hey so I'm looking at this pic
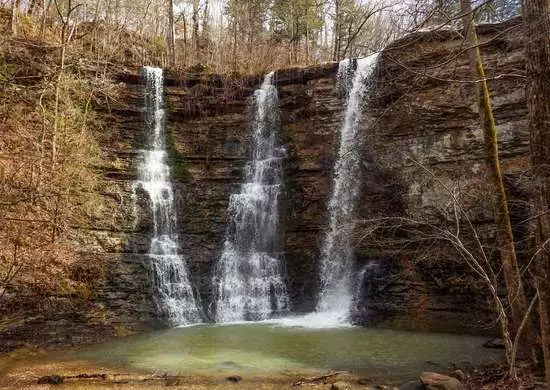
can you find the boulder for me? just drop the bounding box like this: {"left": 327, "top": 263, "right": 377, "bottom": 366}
{"left": 420, "top": 372, "right": 464, "bottom": 390}
{"left": 165, "top": 376, "right": 180, "bottom": 386}
{"left": 450, "top": 369, "right": 466, "bottom": 382}
{"left": 37, "top": 375, "right": 64, "bottom": 385}
{"left": 399, "top": 380, "right": 424, "bottom": 390}
{"left": 482, "top": 338, "right": 506, "bottom": 349}
{"left": 226, "top": 375, "right": 242, "bottom": 383}
{"left": 357, "top": 377, "right": 371, "bottom": 385}
{"left": 331, "top": 382, "right": 352, "bottom": 390}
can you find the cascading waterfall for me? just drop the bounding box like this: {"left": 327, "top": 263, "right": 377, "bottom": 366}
{"left": 134, "top": 66, "right": 201, "bottom": 326}
{"left": 316, "top": 54, "right": 379, "bottom": 323}
{"left": 213, "top": 72, "right": 289, "bottom": 323}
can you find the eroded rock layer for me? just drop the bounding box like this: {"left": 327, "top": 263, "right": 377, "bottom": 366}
{"left": 85, "top": 18, "right": 528, "bottom": 335}
{"left": 1, "top": 19, "right": 530, "bottom": 349}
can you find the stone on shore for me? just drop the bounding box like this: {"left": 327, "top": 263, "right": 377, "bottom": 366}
{"left": 420, "top": 372, "right": 464, "bottom": 390}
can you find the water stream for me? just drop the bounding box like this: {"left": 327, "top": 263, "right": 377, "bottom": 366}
{"left": 316, "top": 55, "right": 379, "bottom": 323}
{"left": 133, "top": 67, "right": 201, "bottom": 326}
{"left": 213, "top": 72, "right": 289, "bottom": 322}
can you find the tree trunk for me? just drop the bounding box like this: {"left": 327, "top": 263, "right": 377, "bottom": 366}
{"left": 182, "top": 12, "right": 188, "bottom": 67}
{"left": 192, "top": 0, "right": 200, "bottom": 57}
{"left": 114, "top": 0, "right": 120, "bottom": 27}
{"left": 332, "top": 0, "right": 340, "bottom": 61}
{"left": 202, "top": 0, "right": 209, "bottom": 42}
{"left": 304, "top": 0, "right": 310, "bottom": 65}
{"left": 231, "top": 18, "right": 237, "bottom": 72}
{"left": 167, "top": 0, "right": 176, "bottom": 68}
{"left": 10, "top": 0, "right": 18, "bottom": 36}
{"left": 39, "top": 0, "right": 51, "bottom": 41}
{"left": 523, "top": 0, "right": 550, "bottom": 384}
{"left": 460, "top": 0, "right": 532, "bottom": 356}
{"left": 138, "top": 0, "right": 150, "bottom": 37}
{"left": 27, "top": 0, "right": 39, "bottom": 14}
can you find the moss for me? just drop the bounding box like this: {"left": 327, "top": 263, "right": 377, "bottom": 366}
{"left": 165, "top": 129, "right": 191, "bottom": 182}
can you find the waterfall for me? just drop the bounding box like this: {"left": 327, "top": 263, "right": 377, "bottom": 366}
{"left": 213, "top": 72, "right": 289, "bottom": 323}
{"left": 134, "top": 66, "right": 201, "bottom": 326}
{"left": 316, "top": 54, "right": 379, "bottom": 323}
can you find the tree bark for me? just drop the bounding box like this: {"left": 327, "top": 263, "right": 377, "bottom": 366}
{"left": 460, "top": 0, "right": 532, "bottom": 354}
{"left": 305, "top": 0, "right": 310, "bottom": 65}
{"left": 182, "top": 11, "right": 188, "bottom": 67}
{"left": 523, "top": 0, "right": 550, "bottom": 384}
{"left": 192, "top": 0, "right": 200, "bottom": 56}
{"left": 10, "top": 0, "right": 18, "bottom": 36}
{"left": 202, "top": 0, "right": 209, "bottom": 42}
{"left": 167, "top": 0, "right": 176, "bottom": 68}
{"left": 231, "top": 16, "right": 237, "bottom": 72}
{"left": 27, "top": 0, "right": 39, "bottom": 14}
{"left": 332, "top": 0, "right": 340, "bottom": 61}
{"left": 40, "top": 0, "right": 51, "bottom": 41}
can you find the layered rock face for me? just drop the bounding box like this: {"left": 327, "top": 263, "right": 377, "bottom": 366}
{"left": 70, "top": 18, "right": 528, "bottom": 335}
{"left": 358, "top": 19, "right": 529, "bottom": 333}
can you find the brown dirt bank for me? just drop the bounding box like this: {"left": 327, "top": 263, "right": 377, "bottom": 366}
{"left": 0, "top": 350, "right": 388, "bottom": 390}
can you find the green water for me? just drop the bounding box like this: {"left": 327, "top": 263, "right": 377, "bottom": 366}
{"left": 72, "top": 321, "right": 502, "bottom": 381}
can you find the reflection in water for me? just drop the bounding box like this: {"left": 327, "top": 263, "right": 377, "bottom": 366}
{"left": 73, "top": 322, "right": 502, "bottom": 381}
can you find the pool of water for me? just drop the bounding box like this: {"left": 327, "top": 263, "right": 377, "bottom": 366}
{"left": 71, "top": 317, "right": 502, "bottom": 381}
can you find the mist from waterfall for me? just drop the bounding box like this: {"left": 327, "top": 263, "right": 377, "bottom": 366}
{"left": 316, "top": 54, "right": 379, "bottom": 324}
{"left": 213, "top": 72, "right": 289, "bottom": 323}
{"left": 134, "top": 66, "right": 202, "bottom": 326}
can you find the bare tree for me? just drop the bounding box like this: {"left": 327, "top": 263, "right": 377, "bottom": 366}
{"left": 10, "top": 0, "right": 18, "bottom": 36}
{"left": 523, "top": 0, "right": 550, "bottom": 384}
{"left": 0, "top": 242, "right": 23, "bottom": 303}
{"left": 459, "top": 0, "right": 532, "bottom": 352}
{"left": 354, "top": 150, "right": 539, "bottom": 381}
{"left": 167, "top": 0, "right": 176, "bottom": 67}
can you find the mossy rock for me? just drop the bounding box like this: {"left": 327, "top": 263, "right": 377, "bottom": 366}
{"left": 165, "top": 129, "right": 191, "bottom": 181}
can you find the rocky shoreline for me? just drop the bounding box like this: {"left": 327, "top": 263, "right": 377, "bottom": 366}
{"left": 1, "top": 360, "right": 546, "bottom": 390}
{"left": 0, "top": 350, "right": 470, "bottom": 390}
{"left": 0, "top": 338, "right": 545, "bottom": 390}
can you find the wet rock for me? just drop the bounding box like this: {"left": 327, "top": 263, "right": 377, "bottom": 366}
{"left": 450, "top": 369, "right": 466, "bottom": 382}
{"left": 226, "top": 375, "right": 242, "bottom": 383}
{"left": 420, "top": 372, "right": 464, "bottom": 390}
{"left": 482, "top": 338, "right": 506, "bottom": 349}
{"left": 399, "top": 380, "right": 424, "bottom": 390}
{"left": 331, "top": 382, "right": 352, "bottom": 390}
{"left": 2, "top": 19, "right": 528, "bottom": 353}
{"left": 37, "top": 375, "right": 64, "bottom": 385}
{"left": 165, "top": 376, "right": 180, "bottom": 386}
{"left": 358, "top": 377, "right": 371, "bottom": 385}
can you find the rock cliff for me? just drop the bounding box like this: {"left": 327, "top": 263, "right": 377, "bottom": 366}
{"left": 1, "top": 18, "right": 531, "bottom": 349}
{"left": 80, "top": 18, "right": 529, "bottom": 336}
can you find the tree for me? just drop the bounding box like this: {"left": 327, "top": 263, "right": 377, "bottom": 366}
{"left": 460, "top": 0, "right": 533, "bottom": 362}
{"left": 272, "top": 0, "right": 324, "bottom": 64}
{"left": 478, "top": 0, "right": 520, "bottom": 22}
{"left": 10, "top": 0, "right": 18, "bottom": 36}
{"left": 522, "top": 0, "right": 550, "bottom": 384}
{"left": 405, "top": 0, "right": 520, "bottom": 29}
{"left": 167, "top": 0, "right": 176, "bottom": 67}
{"left": 225, "top": 0, "right": 272, "bottom": 71}
{"left": 191, "top": 0, "right": 200, "bottom": 53}
{"left": 329, "top": 0, "right": 393, "bottom": 61}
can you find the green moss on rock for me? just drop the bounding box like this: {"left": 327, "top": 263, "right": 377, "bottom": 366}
{"left": 165, "top": 130, "right": 191, "bottom": 181}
